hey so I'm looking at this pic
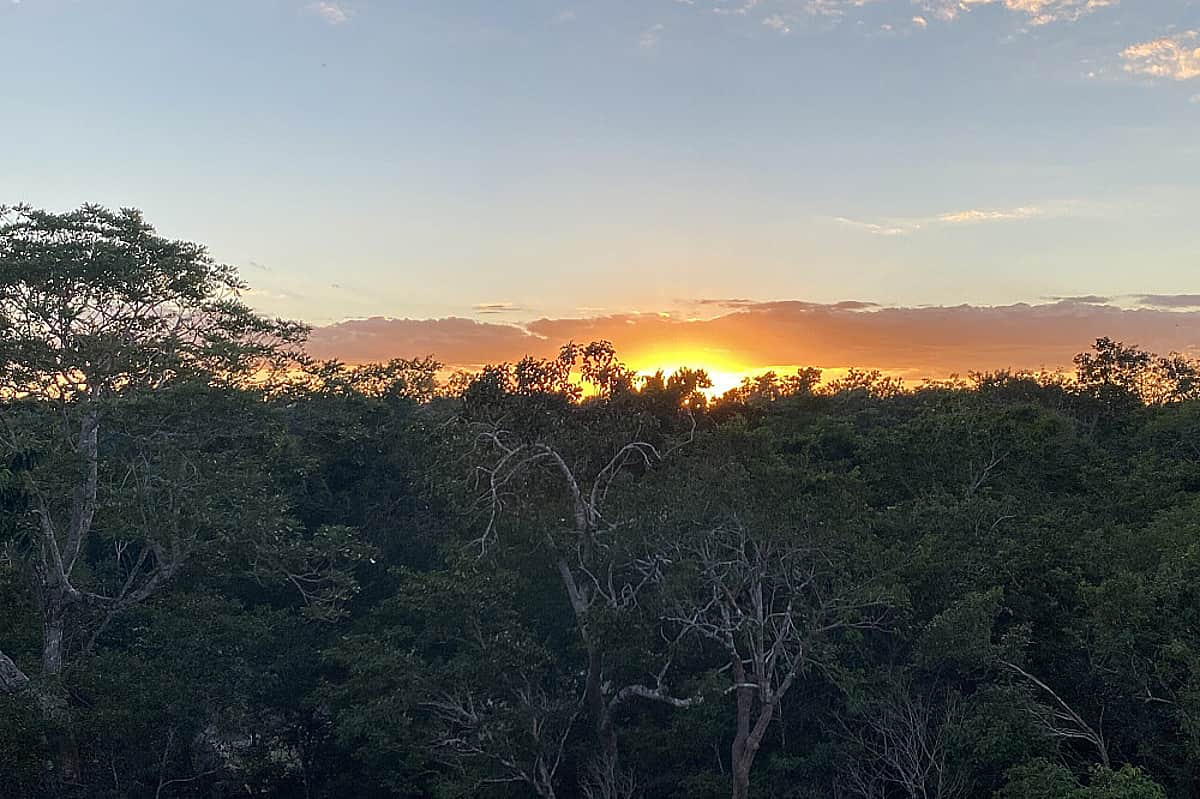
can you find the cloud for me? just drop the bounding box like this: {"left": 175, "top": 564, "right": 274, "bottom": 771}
{"left": 689, "top": 298, "right": 878, "bottom": 312}
{"left": 919, "top": 0, "right": 1118, "bottom": 25}
{"left": 937, "top": 206, "right": 1042, "bottom": 224}
{"left": 1135, "top": 294, "right": 1200, "bottom": 309}
{"left": 712, "top": 0, "right": 762, "bottom": 16}
{"left": 1121, "top": 31, "right": 1200, "bottom": 81}
{"left": 763, "top": 14, "right": 792, "bottom": 32}
{"left": 306, "top": 300, "right": 1200, "bottom": 379}
{"left": 832, "top": 204, "right": 1054, "bottom": 235}
{"left": 803, "top": 0, "right": 855, "bottom": 18}
{"left": 693, "top": 298, "right": 765, "bottom": 309}
{"left": 1046, "top": 295, "right": 1111, "bottom": 304}
{"left": 832, "top": 216, "right": 910, "bottom": 236}
{"left": 306, "top": 317, "right": 541, "bottom": 365}
{"left": 674, "top": 0, "right": 1115, "bottom": 33}
{"left": 473, "top": 302, "right": 526, "bottom": 314}
{"left": 639, "top": 23, "right": 665, "bottom": 48}
{"left": 308, "top": 1, "right": 350, "bottom": 24}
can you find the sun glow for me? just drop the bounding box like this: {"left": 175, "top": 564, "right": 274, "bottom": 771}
{"left": 626, "top": 348, "right": 804, "bottom": 397}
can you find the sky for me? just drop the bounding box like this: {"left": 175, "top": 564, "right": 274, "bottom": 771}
{"left": 3, "top": 0, "right": 1199, "bottom": 382}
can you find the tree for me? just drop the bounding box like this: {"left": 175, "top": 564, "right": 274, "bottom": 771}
{"left": 996, "top": 759, "right": 1166, "bottom": 799}
{"left": 0, "top": 204, "right": 309, "bottom": 781}
{"left": 666, "top": 519, "right": 888, "bottom": 799}
{"left": 324, "top": 561, "right": 578, "bottom": 798}
{"left": 1073, "top": 337, "right": 1200, "bottom": 420}
{"left": 463, "top": 342, "right": 702, "bottom": 766}
{"left": 834, "top": 679, "right": 968, "bottom": 799}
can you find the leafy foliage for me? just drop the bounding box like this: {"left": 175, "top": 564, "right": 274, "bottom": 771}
{"left": 4, "top": 206, "right": 1200, "bottom": 799}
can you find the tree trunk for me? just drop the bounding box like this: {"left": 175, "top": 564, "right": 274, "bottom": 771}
{"left": 729, "top": 676, "right": 775, "bottom": 799}
{"left": 587, "top": 646, "right": 619, "bottom": 761}
{"left": 730, "top": 724, "right": 765, "bottom": 799}
{"left": 534, "top": 759, "right": 559, "bottom": 799}
{"left": 40, "top": 596, "right": 82, "bottom": 785}
{"left": 44, "top": 696, "right": 83, "bottom": 786}
{"left": 42, "top": 602, "right": 66, "bottom": 678}
{"left": 732, "top": 760, "right": 753, "bottom": 799}
{"left": 730, "top": 664, "right": 755, "bottom": 799}
{"left": 553, "top": 547, "right": 619, "bottom": 763}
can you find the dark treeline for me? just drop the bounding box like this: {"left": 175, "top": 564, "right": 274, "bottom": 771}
{"left": 3, "top": 206, "right": 1200, "bottom": 799}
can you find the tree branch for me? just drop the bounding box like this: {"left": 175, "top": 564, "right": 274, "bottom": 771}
{"left": 0, "top": 647, "right": 31, "bottom": 693}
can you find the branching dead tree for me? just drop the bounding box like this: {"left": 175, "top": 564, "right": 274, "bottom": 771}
{"left": 667, "top": 520, "right": 888, "bottom": 799}
{"left": 466, "top": 343, "right": 701, "bottom": 764}
{"left": 835, "top": 683, "right": 967, "bottom": 799}
{"left": 580, "top": 751, "right": 640, "bottom": 799}
{"left": 426, "top": 678, "right": 580, "bottom": 799}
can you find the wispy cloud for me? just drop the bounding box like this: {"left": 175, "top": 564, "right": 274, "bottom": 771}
{"left": 639, "top": 23, "right": 665, "bottom": 48}
{"left": 1136, "top": 294, "right": 1200, "bottom": 309}
{"left": 1046, "top": 294, "right": 1111, "bottom": 304}
{"left": 676, "top": 0, "right": 1116, "bottom": 32}
{"left": 832, "top": 204, "right": 1053, "bottom": 235}
{"left": 1121, "top": 31, "right": 1200, "bottom": 81}
{"left": 919, "top": 0, "right": 1118, "bottom": 25}
{"left": 693, "top": 298, "right": 766, "bottom": 309}
{"left": 832, "top": 217, "right": 910, "bottom": 236}
{"left": 712, "top": 0, "right": 762, "bottom": 17}
{"left": 763, "top": 14, "right": 792, "bottom": 32}
{"left": 937, "top": 206, "right": 1043, "bottom": 224}
{"left": 473, "top": 302, "right": 526, "bottom": 315}
{"left": 308, "top": 1, "right": 350, "bottom": 25}
{"left": 689, "top": 298, "right": 881, "bottom": 315}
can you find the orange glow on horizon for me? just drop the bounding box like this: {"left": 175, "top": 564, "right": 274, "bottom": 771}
{"left": 624, "top": 347, "right": 753, "bottom": 396}
{"left": 623, "top": 347, "right": 831, "bottom": 396}
{"left": 623, "top": 348, "right": 930, "bottom": 397}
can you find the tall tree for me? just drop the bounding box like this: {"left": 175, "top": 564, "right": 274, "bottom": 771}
{"left": 0, "top": 205, "right": 307, "bottom": 778}
{"left": 464, "top": 342, "right": 703, "bottom": 765}
{"left": 666, "top": 519, "right": 887, "bottom": 799}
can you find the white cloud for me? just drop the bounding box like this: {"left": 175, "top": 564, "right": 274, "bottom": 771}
{"left": 937, "top": 206, "right": 1042, "bottom": 223}
{"left": 918, "top": 0, "right": 1118, "bottom": 25}
{"left": 764, "top": 14, "right": 792, "bottom": 32}
{"left": 804, "top": 0, "right": 852, "bottom": 17}
{"left": 640, "top": 23, "right": 665, "bottom": 48}
{"left": 671, "top": 0, "right": 1115, "bottom": 36}
{"left": 309, "top": 1, "right": 350, "bottom": 25}
{"left": 832, "top": 217, "right": 910, "bottom": 235}
{"left": 833, "top": 204, "right": 1055, "bottom": 235}
{"left": 712, "top": 0, "right": 761, "bottom": 16}
{"left": 1121, "top": 31, "right": 1200, "bottom": 81}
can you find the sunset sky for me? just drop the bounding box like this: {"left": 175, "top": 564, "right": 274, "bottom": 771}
{"left": 3, "top": 0, "right": 1198, "bottom": 381}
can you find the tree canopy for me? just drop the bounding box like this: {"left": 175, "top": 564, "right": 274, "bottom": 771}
{"left": 4, "top": 205, "right": 1200, "bottom": 799}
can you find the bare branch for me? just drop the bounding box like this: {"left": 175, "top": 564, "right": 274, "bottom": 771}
{"left": 1001, "top": 660, "right": 1110, "bottom": 769}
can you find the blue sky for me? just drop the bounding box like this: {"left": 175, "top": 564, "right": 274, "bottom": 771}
{"left": 2, "top": 0, "right": 1198, "bottom": 331}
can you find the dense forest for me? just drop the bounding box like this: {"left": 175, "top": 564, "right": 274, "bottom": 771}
{"left": 3, "top": 206, "right": 1200, "bottom": 799}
